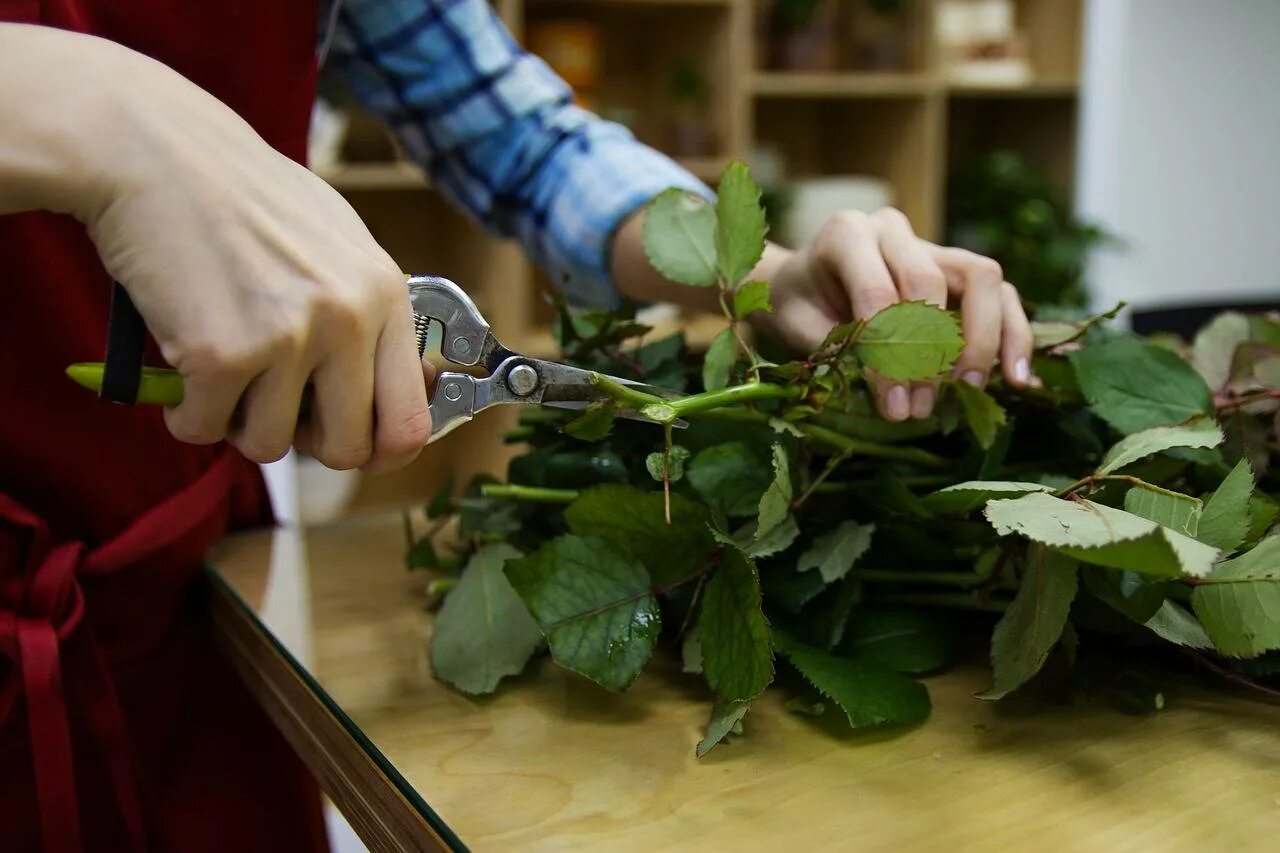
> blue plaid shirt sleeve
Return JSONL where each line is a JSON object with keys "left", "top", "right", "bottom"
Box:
{"left": 326, "top": 0, "right": 712, "bottom": 306}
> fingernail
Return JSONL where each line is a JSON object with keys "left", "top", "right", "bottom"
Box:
{"left": 910, "top": 386, "right": 935, "bottom": 419}
{"left": 885, "top": 385, "right": 909, "bottom": 421}
{"left": 963, "top": 370, "right": 985, "bottom": 387}
{"left": 1014, "top": 358, "right": 1030, "bottom": 384}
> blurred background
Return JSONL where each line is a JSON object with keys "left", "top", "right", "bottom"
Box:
{"left": 280, "top": 0, "right": 1280, "bottom": 528}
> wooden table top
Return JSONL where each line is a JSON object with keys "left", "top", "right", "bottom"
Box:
{"left": 207, "top": 512, "right": 1280, "bottom": 852}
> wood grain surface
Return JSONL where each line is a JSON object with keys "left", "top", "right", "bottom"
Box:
{"left": 208, "top": 513, "right": 1280, "bottom": 852}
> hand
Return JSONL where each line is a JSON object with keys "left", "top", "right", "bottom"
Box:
{"left": 38, "top": 33, "right": 432, "bottom": 471}
{"left": 758, "top": 208, "right": 1035, "bottom": 422}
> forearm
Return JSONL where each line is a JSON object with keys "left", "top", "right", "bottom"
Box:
{"left": 0, "top": 24, "right": 121, "bottom": 219}
{"left": 610, "top": 208, "right": 794, "bottom": 311}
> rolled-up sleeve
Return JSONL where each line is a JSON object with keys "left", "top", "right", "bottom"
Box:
{"left": 327, "top": 0, "right": 711, "bottom": 306}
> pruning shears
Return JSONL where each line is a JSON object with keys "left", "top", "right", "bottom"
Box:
{"left": 66, "top": 275, "right": 682, "bottom": 442}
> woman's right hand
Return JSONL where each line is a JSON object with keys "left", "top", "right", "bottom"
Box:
{"left": 1, "top": 24, "right": 432, "bottom": 472}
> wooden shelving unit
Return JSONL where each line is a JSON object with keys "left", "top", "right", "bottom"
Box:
{"left": 318, "top": 0, "right": 1084, "bottom": 511}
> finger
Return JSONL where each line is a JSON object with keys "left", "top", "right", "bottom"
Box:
{"left": 227, "top": 364, "right": 310, "bottom": 464}
{"left": 999, "top": 282, "right": 1037, "bottom": 387}
{"left": 867, "top": 369, "right": 911, "bottom": 423}
{"left": 362, "top": 309, "right": 433, "bottom": 475}
{"left": 294, "top": 339, "right": 376, "bottom": 471}
{"left": 875, "top": 210, "right": 947, "bottom": 418}
{"left": 929, "top": 247, "right": 1004, "bottom": 387}
{"left": 163, "top": 368, "right": 246, "bottom": 446}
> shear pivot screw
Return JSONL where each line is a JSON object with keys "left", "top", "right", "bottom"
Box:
{"left": 443, "top": 382, "right": 463, "bottom": 402}
{"left": 507, "top": 364, "right": 539, "bottom": 397}
{"left": 452, "top": 336, "right": 472, "bottom": 356}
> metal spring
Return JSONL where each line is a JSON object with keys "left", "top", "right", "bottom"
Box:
{"left": 413, "top": 312, "right": 431, "bottom": 356}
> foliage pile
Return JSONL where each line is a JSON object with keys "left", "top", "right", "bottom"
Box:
{"left": 410, "top": 163, "right": 1280, "bottom": 755}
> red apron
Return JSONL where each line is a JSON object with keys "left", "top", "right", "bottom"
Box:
{"left": 1, "top": 2, "right": 331, "bottom": 851}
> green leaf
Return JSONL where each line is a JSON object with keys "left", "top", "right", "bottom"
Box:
{"left": 1198, "top": 459, "right": 1255, "bottom": 552}
{"left": 1246, "top": 492, "right": 1279, "bottom": 546}
{"left": 645, "top": 445, "right": 691, "bottom": 483}
{"left": 733, "top": 280, "right": 773, "bottom": 318}
{"left": 756, "top": 443, "right": 793, "bottom": 539}
{"left": 563, "top": 401, "right": 617, "bottom": 441}
{"left": 797, "top": 521, "right": 875, "bottom": 583}
{"left": 763, "top": 565, "right": 828, "bottom": 613}
{"left": 852, "top": 302, "right": 965, "bottom": 381}
{"left": 979, "top": 547, "right": 1078, "bottom": 700}
{"left": 505, "top": 535, "right": 660, "bottom": 691}
{"left": 431, "top": 544, "right": 542, "bottom": 695}
{"left": 405, "top": 537, "right": 440, "bottom": 570}
{"left": 642, "top": 189, "right": 718, "bottom": 287}
{"left": 1029, "top": 303, "right": 1123, "bottom": 349}
{"left": 565, "top": 485, "right": 714, "bottom": 587}
{"left": 1096, "top": 419, "right": 1223, "bottom": 475}
{"left": 702, "top": 327, "right": 738, "bottom": 391}
{"left": 1123, "top": 486, "right": 1202, "bottom": 537}
{"left": 985, "top": 492, "right": 1220, "bottom": 578}
{"left": 426, "top": 476, "right": 455, "bottom": 519}
{"left": 1068, "top": 337, "right": 1214, "bottom": 434}
{"left": 714, "top": 161, "right": 768, "bottom": 285}
{"left": 1191, "top": 311, "right": 1251, "bottom": 390}
{"left": 805, "top": 577, "right": 863, "bottom": 649}
{"left": 1191, "top": 535, "right": 1280, "bottom": 657}
{"left": 839, "top": 607, "right": 955, "bottom": 675}
{"left": 696, "top": 698, "right": 751, "bottom": 757}
{"left": 688, "top": 442, "right": 772, "bottom": 517}
{"left": 682, "top": 625, "right": 703, "bottom": 674}
{"left": 701, "top": 548, "right": 774, "bottom": 701}
{"left": 953, "top": 380, "right": 1008, "bottom": 449}
{"left": 921, "top": 481, "right": 1052, "bottom": 515}
{"left": 774, "top": 630, "right": 931, "bottom": 729}
{"left": 1144, "top": 600, "right": 1213, "bottom": 650}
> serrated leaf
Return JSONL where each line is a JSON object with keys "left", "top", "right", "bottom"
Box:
{"left": 853, "top": 302, "right": 965, "bottom": 381}
{"left": 565, "top": 485, "right": 714, "bottom": 586}
{"left": 645, "top": 445, "right": 690, "bottom": 483}
{"left": 1246, "top": 492, "right": 1279, "bottom": 546}
{"left": 1198, "top": 459, "right": 1255, "bottom": 552}
{"left": 953, "top": 380, "right": 1008, "bottom": 449}
{"left": 1191, "top": 311, "right": 1252, "bottom": 390}
{"left": 682, "top": 625, "right": 703, "bottom": 674}
{"left": 797, "top": 521, "right": 875, "bottom": 583}
{"left": 1123, "top": 486, "right": 1202, "bottom": 537}
{"left": 1191, "top": 535, "right": 1280, "bottom": 657}
{"left": 774, "top": 630, "right": 930, "bottom": 729}
{"left": 702, "top": 327, "right": 738, "bottom": 391}
{"left": 505, "top": 535, "right": 660, "bottom": 691}
{"left": 979, "top": 547, "right": 1078, "bottom": 700}
{"left": 696, "top": 698, "right": 751, "bottom": 757}
{"left": 757, "top": 443, "right": 792, "bottom": 539}
{"left": 985, "top": 492, "right": 1220, "bottom": 578}
{"left": 733, "top": 280, "right": 772, "bottom": 318}
{"left": 642, "top": 189, "right": 718, "bottom": 286}
{"left": 1069, "top": 337, "right": 1214, "bottom": 434}
{"left": 688, "top": 442, "right": 772, "bottom": 517}
{"left": 701, "top": 548, "right": 774, "bottom": 701}
{"left": 431, "top": 544, "right": 542, "bottom": 695}
{"left": 1144, "top": 600, "right": 1213, "bottom": 650}
{"left": 839, "top": 606, "right": 954, "bottom": 675}
{"left": 921, "top": 481, "right": 1052, "bottom": 515}
{"left": 563, "top": 401, "right": 617, "bottom": 441}
{"left": 1029, "top": 303, "right": 1124, "bottom": 349}
{"left": 711, "top": 515, "right": 800, "bottom": 559}
{"left": 1096, "top": 419, "right": 1223, "bottom": 475}
{"left": 715, "top": 161, "right": 768, "bottom": 284}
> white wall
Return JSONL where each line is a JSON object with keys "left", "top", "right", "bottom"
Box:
{"left": 1077, "top": 0, "right": 1280, "bottom": 313}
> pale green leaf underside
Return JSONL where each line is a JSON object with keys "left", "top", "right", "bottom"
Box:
{"left": 505, "top": 535, "right": 660, "bottom": 691}
{"left": 1123, "top": 486, "right": 1202, "bottom": 537}
{"left": 985, "top": 492, "right": 1220, "bottom": 578}
{"left": 701, "top": 548, "right": 774, "bottom": 701}
{"left": 430, "top": 544, "right": 542, "bottom": 695}
{"left": 980, "top": 547, "right": 1078, "bottom": 700}
{"left": 797, "top": 520, "right": 875, "bottom": 583}
{"left": 642, "top": 189, "right": 718, "bottom": 286}
{"left": 1192, "top": 535, "right": 1280, "bottom": 657}
{"left": 922, "top": 480, "right": 1052, "bottom": 515}
{"left": 853, "top": 301, "right": 965, "bottom": 381}
{"left": 682, "top": 625, "right": 703, "bottom": 674}
{"left": 756, "top": 443, "right": 792, "bottom": 539}
{"left": 1144, "top": 600, "right": 1213, "bottom": 650}
{"left": 1191, "top": 311, "right": 1251, "bottom": 390}
{"left": 1197, "top": 459, "right": 1255, "bottom": 552}
{"left": 1097, "top": 419, "right": 1223, "bottom": 475}
{"left": 702, "top": 327, "right": 738, "bottom": 392}
{"left": 696, "top": 698, "right": 751, "bottom": 758}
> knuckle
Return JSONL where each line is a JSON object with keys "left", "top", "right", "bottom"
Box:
{"left": 900, "top": 263, "right": 947, "bottom": 296}
{"left": 166, "top": 414, "right": 224, "bottom": 447}
{"left": 379, "top": 407, "right": 433, "bottom": 457}
{"left": 874, "top": 206, "right": 910, "bottom": 228}
{"left": 962, "top": 253, "right": 1003, "bottom": 284}
{"left": 316, "top": 441, "right": 374, "bottom": 471}
{"left": 823, "top": 210, "right": 869, "bottom": 240}
{"left": 235, "top": 437, "right": 291, "bottom": 464}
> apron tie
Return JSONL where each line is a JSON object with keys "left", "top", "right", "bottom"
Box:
{"left": 0, "top": 449, "right": 241, "bottom": 853}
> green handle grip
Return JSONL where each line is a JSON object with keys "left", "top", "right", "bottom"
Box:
{"left": 66, "top": 363, "right": 186, "bottom": 406}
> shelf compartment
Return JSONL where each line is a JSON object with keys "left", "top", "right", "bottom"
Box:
{"left": 752, "top": 72, "right": 932, "bottom": 98}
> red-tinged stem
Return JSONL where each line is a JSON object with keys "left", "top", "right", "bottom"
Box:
{"left": 1215, "top": 389, "right": 1280, "bottom": 413}
{"left": 1181, "top": 648, "right": 1280, "bottom": 703}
